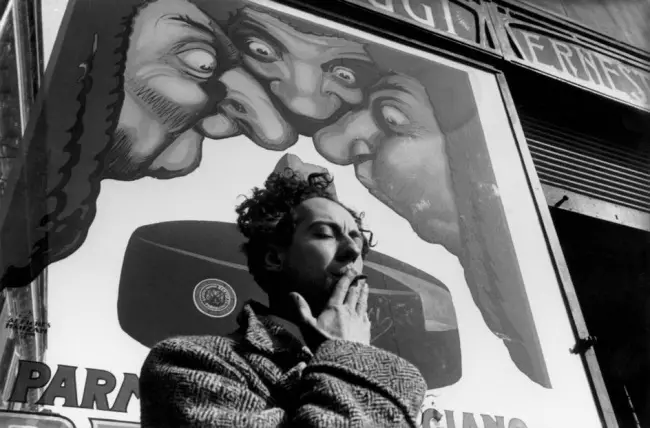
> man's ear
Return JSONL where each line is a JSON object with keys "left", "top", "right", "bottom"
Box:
{"left": 264, "top": 245, "right": 286, "bottom": 272}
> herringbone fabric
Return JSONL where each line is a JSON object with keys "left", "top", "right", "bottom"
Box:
{"left": 140, "top": 302, "right": 426, "bottom": 427}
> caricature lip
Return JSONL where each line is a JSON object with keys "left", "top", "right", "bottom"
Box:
{"left": 353, "top": 153, "right": 375, "bottom": 164}
{"left": 237, "top": 118, "right": 253, "bottom": 140}
{"left": 259, "top": 79, "right": 347, "bottom": 136}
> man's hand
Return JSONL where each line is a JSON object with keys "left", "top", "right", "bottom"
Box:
{"left": 290, "top": 270, "right": 370, "bottom": 350}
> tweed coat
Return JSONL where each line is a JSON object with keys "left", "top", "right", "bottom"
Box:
{"left": 139, "top": 302, "right": 427, "bottom": 427}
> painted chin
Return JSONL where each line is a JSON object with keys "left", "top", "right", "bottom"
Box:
{"left": 243, "top": 120, "right": 299, "bottom": 151}
{"left": 264, "top": 90, "right": 350, "bottom": 137}
{"left": 354, "top": 158, "right": 376, "bottom": 190}
{"left": 276, "top": 108, "right": 338, "bottom": 137}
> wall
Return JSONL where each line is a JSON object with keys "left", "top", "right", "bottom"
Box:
{"left": 520, "top": 0, "right": 650, "bottom": 53}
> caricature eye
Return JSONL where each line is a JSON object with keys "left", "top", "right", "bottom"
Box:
{"left": 332, "top": 66, "right": 357, "bottom": 86}
{"left": 247, "top": 39, "right": 280, "bottom": 62}
{"left": 229, "top": 100, "right": 247, "bottom": 114}
{"left": 233, "top": 101, "right": 247, "bottom": 114}
{"left": 381, "top": 105, "right": 410, "bottom": 128}
{"left": 177, "top": 49, "right": 217, "bottom": 78}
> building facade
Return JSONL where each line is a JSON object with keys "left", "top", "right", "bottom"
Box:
{"left": 0, "top": 0, "right": 648, "bottom": 427}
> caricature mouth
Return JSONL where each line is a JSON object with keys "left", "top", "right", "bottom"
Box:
{"left": 353, "top": 155, "right": 376, "bottom": 189}
{"left": 353, "top": 153, "right": 375, "bottom": 164}
{"left": 236, "top": 118, "right": 253, "bottom": 141}
{"left": 258, "top": 83, "right": 349, "bottom": 137}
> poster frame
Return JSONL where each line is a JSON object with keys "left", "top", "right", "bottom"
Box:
{"left": 494, "top": 73, "right": 618, "bottom": 428}
{"left": 0, "top": 0, "right": 620, "bottom": 426}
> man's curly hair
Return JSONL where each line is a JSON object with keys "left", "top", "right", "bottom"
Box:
{"left": 236, "top": 168, "right": 374, "bottom": 294}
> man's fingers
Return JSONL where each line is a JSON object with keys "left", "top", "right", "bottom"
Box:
{"left": 328, "top": 269, "right": 357, "bottom": 305}
{"left": 344, "top": 279, "right": 363, "bottom": 307}
{"left": 290, "top": 292, "right": 315, "bottom": 324}
{"left": 357, "top": 281, "right": 369, "bottom": 315}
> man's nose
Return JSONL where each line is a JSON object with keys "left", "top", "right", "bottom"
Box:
{"left": 270, "top": 61, "right": 334, "bottom": 119}
{"left": 336, "top": 235, "right": 362, "bottom": 263}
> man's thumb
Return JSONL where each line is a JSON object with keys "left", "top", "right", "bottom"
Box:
{"left": 289, "top": 292, "right": 313, "bottom": 322}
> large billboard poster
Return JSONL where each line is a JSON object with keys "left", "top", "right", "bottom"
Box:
{"left": 0, "top": 0, "right": 604, "bottom": 427}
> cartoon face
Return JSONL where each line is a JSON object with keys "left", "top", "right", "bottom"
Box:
{"left": 313, "top": 74, "right": 461, "bottom": 256}
{"left": 196, "top": 67, "right": 297, "bottom": 150}
{"left": 108, "top": 0, "right": 238, "bottom": 179}
{"left": 228, "top": 8, "right": 381, "bottom": 135}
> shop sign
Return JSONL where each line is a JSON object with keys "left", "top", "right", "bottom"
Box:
{"left": 343, "top": 0, "right": 501, "bottom": 53}
{"left": 500, "top": 20, "right": 650, "bottom": 112}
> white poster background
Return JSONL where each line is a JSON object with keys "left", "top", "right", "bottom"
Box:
{"left": 37, "top": 1, "right": 602, "bottom": 427}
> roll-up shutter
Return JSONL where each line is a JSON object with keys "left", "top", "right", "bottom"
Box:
{"left": 504, "top": 66, "right": 650, "bottom": 224}
{"left": 521, "top": 115, "right": 650, "bottom": 214}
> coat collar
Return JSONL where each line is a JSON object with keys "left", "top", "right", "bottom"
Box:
{"left": 236, "top": 300, "right": 313, "bottom": 361}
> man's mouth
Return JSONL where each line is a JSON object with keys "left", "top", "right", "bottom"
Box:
{"left": 329, "top": 272, "right": 344, "bottom": 283}
{"left": 330, "top": 266, "right": 361, "bottom": 280}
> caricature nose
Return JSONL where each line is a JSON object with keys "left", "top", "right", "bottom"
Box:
{"left": 199, "top": 78, "right": 228, "bottom": 116}
{"left": 270, "top": 61, "right": 334, "bottom": 119}
{"left": 314, "top": 109, "right": 379, "bottom": 165}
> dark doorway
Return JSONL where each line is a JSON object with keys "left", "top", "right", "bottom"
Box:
{"left": 552, "top": 208, "right": 650, "bottom": 428}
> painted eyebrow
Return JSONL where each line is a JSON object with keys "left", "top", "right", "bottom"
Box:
{"left": 374, "top": 80, "right": 418, "bottom": 96}
{"left": 163, "top": 14, "right": 218, "bottom": 40}
{"left": 232, "top": 20, "right": 285, "bottom": 53}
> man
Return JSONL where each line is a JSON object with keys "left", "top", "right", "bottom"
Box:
{"left": 313, "top": 72, "right": 461, "bottom": 257}
{"left": 139, "top": 169, "right": 427, "bottom": 427}
{"left": 227, "top": 7, "right": 383, "bottom": 136}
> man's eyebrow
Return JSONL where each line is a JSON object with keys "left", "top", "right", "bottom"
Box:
{"left": 309, "top": 221, "right": 339, "bottom": 232}
{"left": 162, "top": 14, "right": 217, "bottom": 40}
{"left": 310, "top": 221, "right": 361, "bottom": 236}
{"left": 310, "top": 220, "right": 336, "bottom": 228}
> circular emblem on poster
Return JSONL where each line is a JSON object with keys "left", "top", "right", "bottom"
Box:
{"left": 193, "top": 279, "right": 237, "bottom": 318}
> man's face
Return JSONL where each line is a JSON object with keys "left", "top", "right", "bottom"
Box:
{"left": 229, "top": 9, "right": 381, "bottom": 136}
{"left": 278, "top": 197, "right": 364, "bottom": 315}
{"left": 110, "top": 0, "right": 236, "bottom": 179}
{"left": 197, "top": 67, "right": 297, "bottom": 150}
{"left": 313, "top": 74, "right": 460, "bottom": 255}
